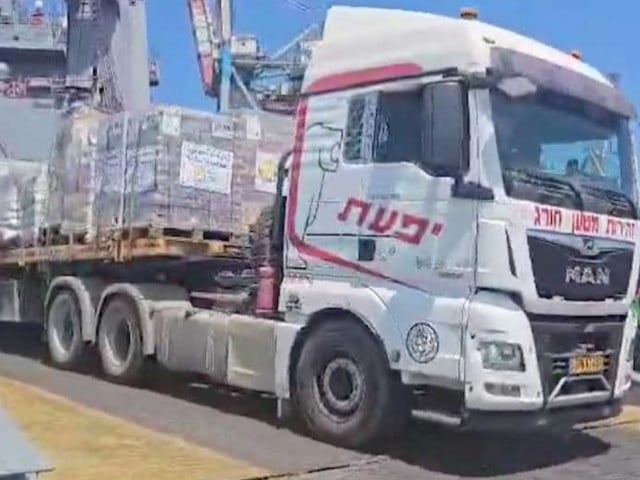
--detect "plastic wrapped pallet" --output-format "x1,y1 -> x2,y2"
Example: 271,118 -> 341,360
47,106 -> 109,240
93,105 -> 294,237
0,159 -> 42,248
94,105 -> 237,234
18,164 -> 49,246
231,110 -> 294,235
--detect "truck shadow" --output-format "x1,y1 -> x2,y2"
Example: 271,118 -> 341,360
141,373 -> 614,477
0,323 -> 613,478
369,423 -> 611,477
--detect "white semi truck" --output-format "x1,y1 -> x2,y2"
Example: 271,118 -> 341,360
2,6 -> 639,448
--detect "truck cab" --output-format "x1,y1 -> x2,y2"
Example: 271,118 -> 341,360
278,6 -> 639,439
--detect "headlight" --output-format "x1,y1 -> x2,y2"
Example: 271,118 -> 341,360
478,341 -> 525,372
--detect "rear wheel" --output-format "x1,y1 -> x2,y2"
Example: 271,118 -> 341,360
294,319 -> 407,448
97,297 -> 144,383
46,291 -> 86,369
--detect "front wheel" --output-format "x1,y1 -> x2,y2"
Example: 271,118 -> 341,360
294,319 -> 407,448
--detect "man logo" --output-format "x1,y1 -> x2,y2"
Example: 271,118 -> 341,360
565,265 -> 610,285
578,237 -> 600,257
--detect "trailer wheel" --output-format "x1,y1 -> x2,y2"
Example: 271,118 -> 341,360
294,319 -> 405,448
46,291 -> 86,369
97,297 -> 144,383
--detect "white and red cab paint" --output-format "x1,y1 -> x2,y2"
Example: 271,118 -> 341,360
278,6 -> 639,428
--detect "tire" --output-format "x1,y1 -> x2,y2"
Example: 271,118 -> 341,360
294,319 -> 408,448
46,291 -> 86,369
97,296 -> 144,383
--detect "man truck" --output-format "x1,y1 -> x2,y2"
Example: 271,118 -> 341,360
1,6 -> 639,448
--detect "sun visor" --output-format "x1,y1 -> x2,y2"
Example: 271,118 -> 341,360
490,47 -> 636,119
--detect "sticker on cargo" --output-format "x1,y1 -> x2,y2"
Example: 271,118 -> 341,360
161,112 -> 181,136
245,114 -> 262,140
254,150 -> 278,194
211,116 -> 234,139
179,141 -> 234,194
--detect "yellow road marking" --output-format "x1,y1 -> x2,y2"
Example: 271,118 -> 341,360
0,377 -> 269,480
578,405 -> 640,431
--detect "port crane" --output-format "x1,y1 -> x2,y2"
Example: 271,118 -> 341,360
185,0 -> 321,114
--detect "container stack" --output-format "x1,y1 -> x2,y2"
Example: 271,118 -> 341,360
0,104 -> 294,251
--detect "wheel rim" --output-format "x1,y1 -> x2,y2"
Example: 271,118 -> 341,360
314,356 -> 364,419
50,298 -> 77,355
104,312 -> 133,366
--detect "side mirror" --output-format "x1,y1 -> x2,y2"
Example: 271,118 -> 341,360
451,177 -> 495,200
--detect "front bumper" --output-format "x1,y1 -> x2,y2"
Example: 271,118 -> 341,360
464,290 -> 634,412
461,399 -> 623,431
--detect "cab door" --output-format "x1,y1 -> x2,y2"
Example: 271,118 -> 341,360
353,80 -> 480,382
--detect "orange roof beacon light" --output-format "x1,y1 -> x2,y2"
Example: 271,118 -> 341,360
570,50 -> 582,60
460,7 -> 478,20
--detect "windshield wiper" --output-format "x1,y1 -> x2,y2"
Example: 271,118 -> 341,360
503,167 -> 584,210
580,185 -> 638,219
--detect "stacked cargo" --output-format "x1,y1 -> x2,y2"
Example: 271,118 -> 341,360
93,105 -> 293,237
0,159 -> 43,247
47,106 -> 110,240
94,105 -> 238,235
17,163 -> 48,246
0,104 -> 294,250
232,110 -> 293,234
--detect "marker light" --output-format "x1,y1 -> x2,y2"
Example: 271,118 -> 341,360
460,8 -> 478,20
570,50 -> 582,60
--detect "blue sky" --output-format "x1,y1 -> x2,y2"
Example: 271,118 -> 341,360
146,1 -> 636,117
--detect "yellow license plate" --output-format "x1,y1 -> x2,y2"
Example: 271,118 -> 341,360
569,355 -> 605,375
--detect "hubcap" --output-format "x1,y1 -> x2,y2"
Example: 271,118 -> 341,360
51,300 -> 76,354
316,357 -> 364,417
106,315 -> 133,366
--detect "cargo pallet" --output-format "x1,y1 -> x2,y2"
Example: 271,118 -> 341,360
0,228 -> 248,266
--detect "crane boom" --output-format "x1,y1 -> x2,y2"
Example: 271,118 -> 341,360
186,0 -> 321,113
186,0 -> 220,96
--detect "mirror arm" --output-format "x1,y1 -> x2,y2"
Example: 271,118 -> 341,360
452,177 -> 495,200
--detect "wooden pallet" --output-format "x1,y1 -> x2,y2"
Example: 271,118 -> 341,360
36,225 -> 94,247
121,226 -> 236,242
0,232 -> 248,267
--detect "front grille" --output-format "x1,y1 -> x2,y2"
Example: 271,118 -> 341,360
528,315 -> 624,403
527,230 -> 633,301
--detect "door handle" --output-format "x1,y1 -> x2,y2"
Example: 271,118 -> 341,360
358,238 -> 376,262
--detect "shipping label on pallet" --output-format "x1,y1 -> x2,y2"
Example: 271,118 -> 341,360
211,115 -> 235,139
160,109 -> 182,136
179,141 -> 234,194
254,150 -> 278,194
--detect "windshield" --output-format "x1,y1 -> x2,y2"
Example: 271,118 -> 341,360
491,88 -> 637,219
